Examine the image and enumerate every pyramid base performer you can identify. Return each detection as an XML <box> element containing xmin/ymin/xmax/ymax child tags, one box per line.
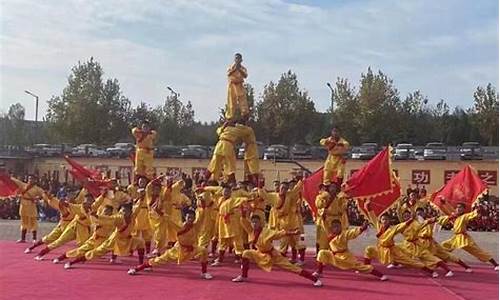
<box><xmin>314</xmin><ymin>219</ymin><xmax>388</xmax><ymax>281</ymax></box>
<box><xmin>231</xmin><ymin>214</ymin><xmax>322</xmax><ymax>287</ymax></box>
<box><xmin>127</xmin><ymin>210</ymin><xmax>213</xmax><ymax>280</ymax></box>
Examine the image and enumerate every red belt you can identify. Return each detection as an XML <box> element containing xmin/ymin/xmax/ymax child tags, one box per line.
<box><xmin>180</xmin><ymin>244</ymin><xmax>194</xmax><ymax>252</ymax></box>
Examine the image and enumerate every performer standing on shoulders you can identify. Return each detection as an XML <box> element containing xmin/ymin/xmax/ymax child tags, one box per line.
<box><xmin>225</xmin><ymin>53</ymin><xmax>248</xmax><ymax>121</ymax></box>
<box><xmin>132</xmin><ymin>120</ymin><xmax>157</xmax><ymax>180</ymax></box>
<box><xmin>320</xmin><ymin>127</ymin><xmax>349</xmax><ymax>185</ymax></box>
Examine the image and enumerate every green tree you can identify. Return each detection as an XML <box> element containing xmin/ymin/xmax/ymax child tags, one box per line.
<box><xmin>472</xmin><ymin>83</ymin><xmax>499</xmax><ymax>145</ymax></box>
<box><xmin>255</xmin><ymin>70</ymin><xmax>318</xmax><ymax>144</ymax></box>
<box><xmin>46</xmin><ymin>57</ymin><xmax>131</xmax><ymax>144</ymax></box>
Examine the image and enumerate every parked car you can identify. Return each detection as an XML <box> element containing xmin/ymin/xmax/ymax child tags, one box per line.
<box><xmin>460</xmin><ymin>142</ymin><xmax>483</xmax><ymax>160</ymax></box>
<box><xmin>156</xmin><ymin>145</ymin><xmax>183</xmax><ymax>158</ymax></box>
<box><xmin>423</xmin><ymin>142</ymin><xmax>447</xmax><ymax>160</ymax></box>
<box><xmin>106</xmin><ymin>143</ymin><xmax>134</xmax><ymax>158</ymax></box>
<box><xmin>237</xmin><ymin>142</ymin><xmax>265</xmax><ymax>159</ymax></box>
<box><xmin>263</xmin><ymin>145</ymin><xmax>289</xmax><ymax>160</ymax></box>
<box><xmin>72</xmin><ymin>144</ymin><xmax>107</xmax><ymax>157</ymax></box>
<box><xmin>394</xmin><ymin>143</ymin><xmax>416</xmax><ymax>160</ymax></box>
<box><xmin>351</xmin><ymin>143</ymin><xmax>378</xmax><ymax>160</ymax></box>
<box><xmin>26</xmin><ymin>144</ymin><xmax>61</xmax><ymax>157</ymax></box>
<box><xmin>181</xmin><ymin>145</ymin><xmax>209</xmax><ymax>159</ymax></box>
<box><xmin>290</xmin><ymin>144</ymin><xmax>312</xmax><ymax>159</ymax></box>
<box><xmin>310</xmin><ymin>146</ymin><xmax>328</xmax><ymax>160</ymax></box>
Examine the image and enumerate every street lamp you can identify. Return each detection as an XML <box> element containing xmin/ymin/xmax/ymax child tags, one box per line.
<box><xmin>166</xmin><ymin>86</ymin><xmax>180</xmax><ymax>98</ymax></box>
<box><xmin>326</xmin><ymin>82</ymin><xmax>334</xmax><ymax>112</ymax></box>
<box><xmin>24</xmin><ymin>90</ymin><xmax>39</xmax><ymax>122</ymax></box>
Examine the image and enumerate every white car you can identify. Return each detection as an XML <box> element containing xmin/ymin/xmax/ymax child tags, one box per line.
<box><xmin>106</xmin><ymin>143</ymin><xmax>134</xmax><ymax>158</ymax></box>
<box><xmin>72</xmin><ymin>144</ymin><xmax>107</xmax><ymax>157</ymax></box>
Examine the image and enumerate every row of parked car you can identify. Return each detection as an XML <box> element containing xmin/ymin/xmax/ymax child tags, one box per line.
<box><xmin>23</xmin><ymin>141</ymin><xmax>488</xmax><ymax>161</ymax></box>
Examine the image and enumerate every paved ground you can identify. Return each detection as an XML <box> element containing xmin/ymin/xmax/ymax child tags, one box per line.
<box><xmin>1</xmin><ymin>220</ymin><xmax>497</xmax><ymax>262</ymax></box>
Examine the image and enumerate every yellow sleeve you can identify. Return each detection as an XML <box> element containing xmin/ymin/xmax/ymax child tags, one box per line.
<box><xmin>436</xmin><ymin>215</ymin><xmax>449</xmax><ymax>226</ymax></box>
<box><xmin>366</xmin><ymin>210</ymin><xmax>380</xmax><ymax>231</ymax></box>
<box><xmin>10</xmin><ymin>177</ymin><xmax>26</xmax><ymax>190</ymax></box>
<box><xmin>91</xmin><ymin>195</ymin><xmax>105</xmax><ymax>212</ymax></box>
<box><xmin>289</xmin><ymin>181</ymin><xmax>303</xmax><ymax>198</ymax></box>
<box><xmin>172</xmin><ymin>180</ymin><xmax>184</xmax><ymax>193</ymax></box>
<box><xmin>45</xmin><ymin>195</ymin><xmax>61</xmax><ymax>210</ymax></box>
<box><xmin>204</xmin><ymin>186</ymin><xmax>223</xmax><ymax>195</ymax></box>
<box><xmin>464</xmin><ymin>210</ymin><xmax>479</xmax><ymax>222</ymax></box>
<box><xmin>93</xmin><ymin>214</ymin><xmax>120</xmax><ymax>226</ymax></box>
<box><xmin>240</xmin><ymin>217</ymin><xmax>253</xmax><ymax>235</ymax></box>
<box><xmin>271</xmin><ymin>229</ymin><xmax>288</xmax><ymax>241</ymax></box>
<box><xmin>393</xmin><ymin>220</ymin><xmax>411</xmax><ymax>234</ymax></box>
<box><xmin>345</xmin><ymin>227</ymin><xmax>363</xmax><ymax>240</ymax></box>
<box><xmin>67</xmin><ymin>203</ymin><xmax>83</xmax><ymax>215</ymax></box>
<box><xmin>73</xmin><ymin>188</ymin><xmax>87</xmax><ymax>204</ymax></box>
<box><xmin>319</xmin><ymin>138</ymin><xmax>329</xmax><ymax>146</ymax></box>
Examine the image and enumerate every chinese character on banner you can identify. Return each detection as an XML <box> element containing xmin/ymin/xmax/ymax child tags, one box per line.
<box><xmin>412</xmin><ymin>170</ymin><xmax>430</xmax><ymax>184</ymax></box>
<box><xmin>192</xmin><ymin>167</ymin><xmax>207</xmax><ymax>177</ymax></box>
<box><xmin>444</xmin><ymin>170</ymin><xmax>460</xmax><ymax>183</ymax></box>
<box><xmin>166</xmin><ymin>167</ymin><xmax>182</xmax><ymax>177</ymax></box>
<box><xmin>478</xmin><ymin>170</ymin><xmax>498</xmax><ymax>186</ymax></box>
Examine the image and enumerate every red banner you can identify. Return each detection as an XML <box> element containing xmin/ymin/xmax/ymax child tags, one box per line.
<box><xmin>343</xmin><ymin>147</ymin><xmax>394</xmax><ymax>199</ymax></box>
<box><xmin>0</xmin><ymin>173</ymin><xmax>18</xmax><ymax>198</ymax></box>
<box><xmin>431</xmin><ymin>165</ymin><xmax>487</xmax><ymax>213</ymax></box>
<box><xmin>301</xmin><ymin>167</ymin><xmax>323</xmax><ymax>218</ymax></box>
<box><xmin>358</xmin><ymin>178</ymin><xmax>401</xmax><ymax>217</ymax></box>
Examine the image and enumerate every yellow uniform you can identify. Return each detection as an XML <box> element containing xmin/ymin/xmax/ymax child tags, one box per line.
<box><xmin>65</xmin><ymin>211</ymin><xmax>116</xmax><ymax>258</ymax></box>
<box><xmin>132</xmin><ymin>127</ymin><xmax>157</xmax><ymax>179</ymax></box>
<box><xmin>149</xmin><ymin>217</ymin><xmax>208</xmax><ymax>266</ymax></box>
<box><xmin>234</xmin><ymin>124</ymin><xmax>259</xmax><ymax>176</ymax></box>
<box><xmin>196</xmin><ymin>191</ymin><xmax>218</xmax><ymax>248</ymax></box>
<box><xmin>320</xmin><ymin>137</ymin><xmax>349</xmax><ymax>185</ymax></box>
<box><xmin>166</xmin><ymin>181</ymin><xmax>190</xmax><ymax>243</ymax></box>
<box><xmin>363</xmin><ymin>211</ymin><xmax>425</xmax><ymax>268</ymax></box>
<box><xmin>128</xmin><ymin>184</ymin><xmax>152</xmax><ymax>242</ymax></box>
<box><xmin>258</xmin><ymin>182</ymin><xmax>306</xmax><ymax>255</ymax></box>
<box><xmin>11</xmin><ymin>178</ymin><xmax>44</xmax><ymax>231</ymax></box>
<box><xmin>440</xmin><ymin>211</ymin><xmax>493</xmax><ymax>262</ymax></box>
<box><xmin>417</xmin><ymin>221</ymin><xmax>461</xmax><ymax>264</ymax></box>
<box><xmin>315</xmin><ymin>191</ymin><xmax>348</xmax><ymax>250</ymax></box>
<box><xmin>216</xmin><ymin>196</ymin><xmax>249</xmax><ymax>256</ymax></box>
<box><xmin>397</xmin><ymin>199</ymin><xmax>428</xmax><ymax>222</ymax></box>
<box><xmin>97</xmin><ymin>189</ymin><xmax>128</xmax><ymax>214</ymax></box>
<box><xmin>249</xmin><ymin>193</ymin><xmax>268</xmax><ymax>224</ymax></box>
<box><xmin>317</xmin><ymin>227</ymin><xmax>373</xmax><ymax>273</ymax></box>
<box><xmin>398</xmin><ymin>220</ymin><xmax>442</xmax><ymax>268</ymax></box>
<box><xmin>225</xmin><ymin>63</ymin><xmax>248</xmax><ymax>120</ymax></box>
<box><xmin>85</xmin><ymin>202</ymin><xmax>145</xmax><ymax>260</ymax></box>
<box><xmin>46</xmin><ymin>200</ymin><xmax>99</xmax><ymax>250</ymax></box>
<box><xmin>239</xmin><ymin>217</ymin><xmax>302</xmax><ymax>273</ymax></box>
<box><xmin>145</xmin><ymin>181</ymin><xmax>168</xmax><ymax>250</ymax></box>
<box><xmin>207</xmin><ymin>125</ymin><xmax>239</xmax><ymax>181</ymax></box>
<box><xmin>40</xmin><ymin>195</ymin><xmax>76</xmax><ymax>244</ymax></box>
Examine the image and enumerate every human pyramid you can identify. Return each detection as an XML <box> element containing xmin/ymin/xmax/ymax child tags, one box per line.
<box><xmin>8</xmin><ymin>53</ymin><xmax>499</xmax><ymax>288</ymax></box>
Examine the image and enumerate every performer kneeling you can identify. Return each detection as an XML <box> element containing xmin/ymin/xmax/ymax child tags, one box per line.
<box><xmin>232</xmin><ymin>214</ymin><xmax>322</xmax><ymax>287</ymax></box>
<box><xmin>127</xmin><ymin>210</ymin><xmax>213</xmax><ymax>280</ymax></box>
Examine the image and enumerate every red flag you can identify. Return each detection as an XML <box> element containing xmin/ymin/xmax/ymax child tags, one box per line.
<box><xmin>431</xmin><ymin>165</ymin><xmax>487</xmax><ymax>214</ymax></box>
<box><xmin>358</xmin><ymin>177</ymin><xmax>401</xmax><ymax>217</ymax></box>
<box><xmin>0</xmin><ymin>173</ymin><xmax>18</xmax><ymax>198</ymax></box>
<box><xmin>343</xmin><ymin>147</ymin><xmax>394</xmax><ymax>199</ymax></box>
<box><xmin>64</xmin><ymin>156</ymin><xmax>101</xmax><ymax>180</ymax></box>
<box><xmin>302</xmin><ymin>167</ymin><xmax>323</xmax><ymax>218</ymax></box>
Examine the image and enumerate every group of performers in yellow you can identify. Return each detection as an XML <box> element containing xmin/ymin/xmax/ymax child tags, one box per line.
<box><xmin>10</xmin><ymin>53</ymin><xmax>499</xmax><ymax>287</ymax></box>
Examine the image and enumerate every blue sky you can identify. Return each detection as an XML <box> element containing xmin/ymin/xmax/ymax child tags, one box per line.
<box><xmin>0</xmin><ymin>0</ymin><xmax>498</xmax><ymax>122</ymax></box>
